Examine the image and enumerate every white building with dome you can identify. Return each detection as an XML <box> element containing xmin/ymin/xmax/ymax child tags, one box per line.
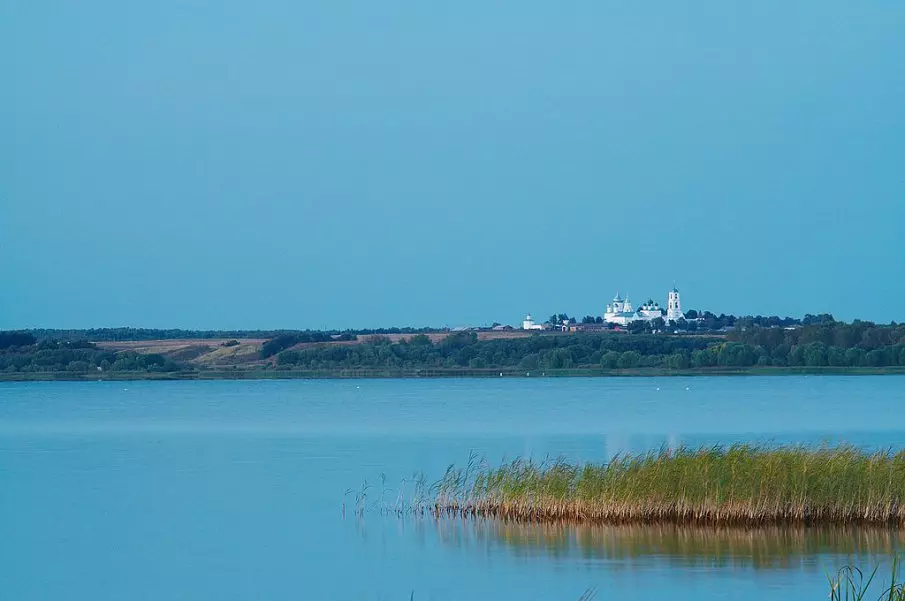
<box><xmin>603</xmin><ymin>294</ymin><xmax>638</xmax><ymax>326</ymax></box>
<box><xmin>521</xmin><ymin>314</ymin><xmax>546</xmax><ymax>330</ymax></box>
<box><xmin>603</xmin><ymin>287</ymin><xmax>684</xmax><ymax>326</ymax></box>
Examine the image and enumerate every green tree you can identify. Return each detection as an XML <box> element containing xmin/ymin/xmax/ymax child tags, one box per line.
<box><xmin>440</xmin><ymin>332</ymin><xmax>477</xmax><ymax>350</ymax></box>
<box><xmin>692</xmin><ymin>348</ymin><xmax>716</xmax><ymax>367</ymax></box>
<box><xmin>628</xmin><ymin>320</ymin><xmax>648</xmax><ymax>334</ymax></box>
<box><xmin>803</xmin><ymin>342</ymin><xmax>828</xmax><ymax>367</ymax></box>
<box><xmin>0</xmin><ymin>332</ymin><xmax>37</xmax><ymax>349</ymax></box>
<box><xmin>666</xmin><ymin>353</ymin><xmax>689</xmax><ymax>370</ymax></box>
<box><xmin>845</xmin><ymin>348</ymin><xmax>865</xmax><ymax>367</ymax></box>
<box><xmin>717</xmin><ymin>343</ymin><xmax>757</xmax><ymax>367</ymax></box>
<box><xmin>827</xmin><ymin>346</ymin><xmax>847</xmax><ymax>367</ymax></box>
<box><xmin>468</xmin><ymin>357</ymin><xmax>487</xmax><ymax>369</ymax></box>
<box><xmin>600</xmin><ymin>351</ymin><xmax>620</xmax><ymax>368</ymax></box>
<box><xmin>518</xmin><ymin>353</ymin><xmax>540</xmax><ymax>370</ymax></box>
<box><xmin>617</xmin><ymin>351</ymin><xmax>640</xmax><ymax>369</ymax></box>
<box><xmin>548</xmin><ymin>348</ymin><xmax>573</xmax><ymax>369</ymax></box>
<box><xmin>865</xmin><ymin>349</ymin><xmax>885</xmax><ymax>367</ymax></box>
<box><xmin>787</xmin><ymin>345</ymin><xmax>805</xmax><ymax>367</ymax></box>
<box><xmin>409</xmin><ymin>334</ymin><xmax>432</xmax><ymax>346</ymax></box>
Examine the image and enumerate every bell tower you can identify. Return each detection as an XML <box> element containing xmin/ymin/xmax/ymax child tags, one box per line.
<box><xmin>666</xmin><ymin>286</ymin><xmax>683</xmax><ymax>322</ymax></box>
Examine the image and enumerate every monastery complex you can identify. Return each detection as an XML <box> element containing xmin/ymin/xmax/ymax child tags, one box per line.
<box><xmin>603</xmin><ymin>287</ymin><xmax>684</xmax><ymax>326</ymax></box>
<box><xmin>522</xmin><ymin>287</ymin><xmax>685</xmax><ymax>330</ymax></box>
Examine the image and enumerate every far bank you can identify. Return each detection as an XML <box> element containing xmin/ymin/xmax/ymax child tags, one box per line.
<box><xmin>2</xmin><ymin>365</ymin><xmax>905</xmax><ymax>382</ymax></box>
<box><xmin>3</xmin><ymin>321</ymin><xmax>905</xmax><ymax>381</ymax></box>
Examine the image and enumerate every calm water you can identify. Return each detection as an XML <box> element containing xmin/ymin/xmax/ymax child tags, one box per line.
<box><xmin>2</xmin><ymin>376</ymin><xmax>905</xmax><ymax>600</ymax></box>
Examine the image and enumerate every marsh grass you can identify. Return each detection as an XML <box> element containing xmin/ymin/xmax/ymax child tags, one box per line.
<box><xmin>430</xmin><ymin>445</ymin><xmax>905</xmax><ymax>526</ymax></box>
<box><xmin>827</xmin><ymin>557</ymin><xmax>905</xmax><ymax>600</ymax></box>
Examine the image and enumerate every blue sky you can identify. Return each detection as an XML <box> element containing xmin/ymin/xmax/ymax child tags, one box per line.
<box><xmin>2</xmin><ymin>1</ymin><xmax>904</xmax><ymax>329</ymax></box>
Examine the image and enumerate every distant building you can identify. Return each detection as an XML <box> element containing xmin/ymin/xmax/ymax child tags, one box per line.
<box><xmin>569</xmin><ymin>323</ymin><xmax>609</xmax><ymax>333</ymax></box>
<box><xmin>638</xmin><ymin>300</ymin><xmax>663</xmax><ymax>321</ymax></box>
<box><xmin>603</xmin><ymin>294</ymin><xmax>638</xmax><ymax>326</ymax></box>
<box><xmin>603</xmin><ymin>287</ymin><xmax>685</xmax><ymax>325</ymax></box>
<box><xmin>521</xmin><ymin>314</ymin><xmax>546</xmax><ymax>331</ymax></box>
<box><xmin>666</xmin><ymin>287</ymin><xmax>684</xmax><ymax>322</ymax></box>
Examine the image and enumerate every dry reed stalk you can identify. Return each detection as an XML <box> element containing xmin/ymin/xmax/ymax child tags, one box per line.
<box><xmin>432</xmin><ymin>445</ymin><xmax>905</xmax><ymax>527</ymax></box>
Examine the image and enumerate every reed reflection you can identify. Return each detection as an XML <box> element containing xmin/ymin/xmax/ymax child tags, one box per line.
<box><xmin>431</xmin><ymin>519</ymin><xmax>905</xmax><ymax>570</ymax></box>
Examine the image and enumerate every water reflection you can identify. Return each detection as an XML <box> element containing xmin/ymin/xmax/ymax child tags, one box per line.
<box><xmin>431</xmin><ymin>519</ymin><xmax>904</xmax><ymax>570</ymax></box>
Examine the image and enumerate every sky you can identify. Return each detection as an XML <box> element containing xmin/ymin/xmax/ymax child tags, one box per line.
<box><xmin>2</xmin><ymin>1</ymin><xmax>904</xmax><ymax>330</ymax></box>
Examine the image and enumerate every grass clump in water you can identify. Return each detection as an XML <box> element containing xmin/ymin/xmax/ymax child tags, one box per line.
<box><xmin>827</xmin><ymin>557</ymin><xmax>905</xmax><ymax>601</ymax></box>
<box><xmin>434</xmin><ymin>445</ymin><xmax>905</xmax><ymax>526</ymax></box>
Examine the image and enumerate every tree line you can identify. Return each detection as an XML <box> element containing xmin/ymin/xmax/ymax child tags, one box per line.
<box><xmin>274</xmin><ymin>320</ymin><xmax>905</xmax><ymax>371</ymax></box>
<box><xmin>17</xmin><ymin>314</ymin><xmax>840</xmax><ymax>343</ymax></box>
<box><xmin>275</xmin><ymin>332</ymin><xmax>721</xmax><ymax>371</ymax></box>
<box><xmin>25</xmin><ymin>326</ymin><xmax>440</xmax><ymax>342</ymax></box>
<box><xmin>725</xmin><ymin>320</ymin><xmax>905</xmax><ymax>367</ymax></box>
<box><xmin>260</xmin><ymin>332</ymin><xmax>356</xmax><ymax>358</ymax></box>
<box><xmin>0</xmin><ymin>336</ymin><xmax>182</xmax><ymax>374</ymax></box>
<box><xmin>3</xmin><ymin>318</ymin><xmax>904</xmax><ymax>375</ymax></box>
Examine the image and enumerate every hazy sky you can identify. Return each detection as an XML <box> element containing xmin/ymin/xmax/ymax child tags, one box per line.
<box><xmin>2</xmin><ymin>1</ymin><xmax>904</xmax><ymax>329</ymax></box>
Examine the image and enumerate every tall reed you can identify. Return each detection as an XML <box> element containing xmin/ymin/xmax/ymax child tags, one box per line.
<box><xmin>433</xmin><ymin>445</ymin><xmax>905</xmax><ymax>526</ymax></box>
<box><xmin>827</xmin><ymin>557</ymin><xmax>905</xmax><ymax>601</ymax></box>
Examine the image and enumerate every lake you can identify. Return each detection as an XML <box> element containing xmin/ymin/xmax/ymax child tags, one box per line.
<box><xmin>2</xmin><ymin>376</ymin><xmax>904</xmax><ymax>600</ymax></box>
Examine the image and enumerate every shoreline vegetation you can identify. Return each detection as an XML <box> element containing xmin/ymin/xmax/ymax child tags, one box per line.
<box><xmin>2</xmin><ymin>318</ymin><xmax>905</xmax><ymax>380</ymax></box>
<box><xmin>2</xmin><ymin>365</ymin><xmax>905</xmax><ymax>382</ymax></box>
<box><xmin>426</xmin><ymin>446</ymin><xmax>905</xmax><ymax>527</ymax></box>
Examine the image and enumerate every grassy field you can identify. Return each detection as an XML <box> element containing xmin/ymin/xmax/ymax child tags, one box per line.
<box><xmin>431</xmin><ymin>445</ymin><xmax>905</xmax><ymax>527</ymax></box>
<box><xmin>89</xmin><ymin>331</ymin><xmax>535</xmax><ymax>369</ymax></box>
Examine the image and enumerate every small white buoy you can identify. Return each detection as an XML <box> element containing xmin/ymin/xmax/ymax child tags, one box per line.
<box><xmin>685</xmin><ymin>386</ymin><xmax>690</xmax><ymax>391</ymax></box>
<box><xmin>500</xmin><ymin>372</ymin><xmax>503</xmax><ymax>377</ymax></box>
<box><xmin>656</xmin><ymin>387</ymin><xmax>660</xmax><ymax>391</ymax></box>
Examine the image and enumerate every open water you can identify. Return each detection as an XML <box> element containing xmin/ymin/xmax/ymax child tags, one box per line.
<box><xmin>1</xmin><ymin>376</ymin><xmax>904</xmax><ymax>600</ymax></box>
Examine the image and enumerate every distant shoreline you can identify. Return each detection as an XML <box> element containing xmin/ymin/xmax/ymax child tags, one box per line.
<box><xmin>5</xmin><ymin>322</ymin><xmax>905</xmax><ymax>380</ymax></box>
<box><xmin>2</xmin><ymin>366</ymin><xmax>904</xmax><ymax>382</ymax></box>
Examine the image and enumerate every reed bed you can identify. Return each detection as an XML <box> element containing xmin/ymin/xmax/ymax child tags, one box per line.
<box><xmin>431</xmin><ymin>445</ymin><xmax>905</xmax><ymax>526</ymax></box>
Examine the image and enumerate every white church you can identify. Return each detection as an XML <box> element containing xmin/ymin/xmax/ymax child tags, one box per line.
<box><xmin>521</xmin><ymin>314</ymin><xmax>546</xmax><ymax>330</ymax></box>
<box><xmin>604</xmin><ymin>287</ymin><xmax>684</xmax><ymax>326</ymax></box>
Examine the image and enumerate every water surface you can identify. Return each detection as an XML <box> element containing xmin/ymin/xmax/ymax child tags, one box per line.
<box><xmin>1</xmin><ymin>376</ymin><xmax>904</xmax><ymax>599</ymax></box>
